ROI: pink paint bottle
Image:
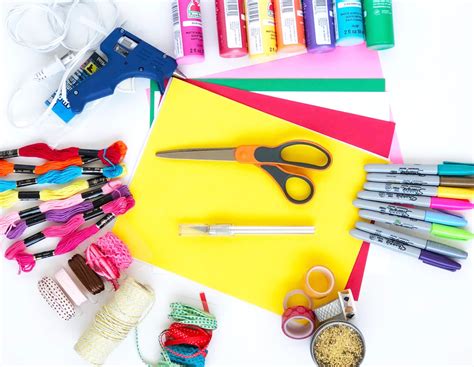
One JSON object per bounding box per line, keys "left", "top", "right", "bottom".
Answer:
{"left": 172, "top": 0, "right": 205, "bottom": 64}
{"left": 215, "top": 0, "right": 248, "bottom": 58}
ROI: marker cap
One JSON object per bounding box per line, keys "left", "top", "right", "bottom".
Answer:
{"left": 419, "top": 249, "right": 461, "bottom": 271}
{"left": 424, "top": 211, "right": 467, "bottom": 227}
{"left": 425, "top": 240, "right": 468, "bottom": 260}
{"left": 430, "top": 197, "right": 474, "bottom": 211}
{"left": 438, "top": 163, "right": 474, "bottom": 176}
{"left": 431, "top": 223, "right": 474, "bottom": 241}
{"left": 436, "top": 187, "right": 474, "bottom": 201}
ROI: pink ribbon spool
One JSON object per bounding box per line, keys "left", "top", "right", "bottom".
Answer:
{"left": 281, "top": 305, "right": 317, "bottom": 340}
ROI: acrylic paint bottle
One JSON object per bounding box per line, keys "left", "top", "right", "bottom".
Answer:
{"left": 303, "top": 0, "right": 336, "bottom": 53}
{"left": 215, "top": 0, "right": 248, "bottom": 57}
{"left": 274, "top": 0, "right": 306, "bottom": 53}
{"left": 172, "top": 0, "right": 205, "bottom": 64}
{"left": 334, "top": 0, "right": 365, "bottom": 46}
{"left": 363, "top": 0, "right": 394, "bottom": 50}
{"left": 244, "top": 0, "right": 277, "bottom": 58}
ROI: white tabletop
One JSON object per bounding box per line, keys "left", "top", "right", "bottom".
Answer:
{"left": 1, "top": 0, "right": 472, "bottom": 366}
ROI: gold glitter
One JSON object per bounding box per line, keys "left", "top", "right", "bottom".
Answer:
{"left": 313, "top": 324, "right": 364, "bottom": 367}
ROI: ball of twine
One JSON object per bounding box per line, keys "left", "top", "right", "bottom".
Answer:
{"left": 74, "top": 276, "right": 155, "bottom": 365}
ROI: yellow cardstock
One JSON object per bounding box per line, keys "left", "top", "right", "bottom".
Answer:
{"left": 114, "top": 78, "right": 388, "bottom": 314}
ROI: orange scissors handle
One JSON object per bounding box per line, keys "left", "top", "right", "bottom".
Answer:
{"left": 234, "top": 140, "right": 332, "bottom": 169}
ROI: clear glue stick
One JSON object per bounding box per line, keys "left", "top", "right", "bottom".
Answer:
{"left": 216, "top": 0, "right": 248, "bottom": 58}
{"left": 172, "top": 0, "right": 205, "bottom": 64}
{"left": 274, "top": 0, "right": 306, "bottom": 53}
{"left": 244, "top": 0, "right": 277, "bottom": 58}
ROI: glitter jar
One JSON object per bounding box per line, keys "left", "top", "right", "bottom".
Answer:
{"left": 310, "top": 320, "right": 366, "bottom": 366}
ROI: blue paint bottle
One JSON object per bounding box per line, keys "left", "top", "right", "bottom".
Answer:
{"left": 334, "top": 0, "right": 365, "bottom": 46}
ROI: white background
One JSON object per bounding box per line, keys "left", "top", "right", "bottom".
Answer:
{"left": 1, "top": 0, "right": 473, "bottom": 366}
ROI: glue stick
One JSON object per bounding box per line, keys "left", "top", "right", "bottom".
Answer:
{"left": 172, "top": 0, "right": 205, "bottom": 64}
{"left": 216, "top": 0, "right": 248, "bottom": 57}
{"left": 363, "top": 0, "right": 394, "bottom": 50}
{"left": 334, "top": 0, "right": 365, "bottom": 46}
{"left": 274, "top": 0, "right": 306, "bottom": 53}
{"left": 303, "top": 0, "right": 336, "bottom": 53}
{"left": 244, "top": 0, "right": 277, "bottom": 58}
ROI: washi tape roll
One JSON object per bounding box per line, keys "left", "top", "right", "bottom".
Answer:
{"left": 283, "top": 289, "right": 313, "bottom": 310}
{"left": 54, "top": 268, "right": 88, "bottom": 306}
{"left": 38, "top": 276, "right": 76, "bottom": 321}
{"left": 314, "top": 289, "right": 356, "bottom": 322}
{"left": 281, "top": 305, "right": 317, "bottom": 339}
{"left": 304, "top": 265, "right": 335, "bottom": 298}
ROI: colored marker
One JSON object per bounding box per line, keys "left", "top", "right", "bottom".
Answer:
{"left": 216, "top": 0, "right": 248, "bottom": 58}
{"left": 334, "top": 0, "right": 365, "bottom": 46}
{"left": 358, "top": 210, "right": 474, "bottom": 241}
{"left": 303, "top": 0, "right": 336, "bottom": 53}
{"left": 355, "top": 222, "right": 467, "bottom": 259}
{"left": 245, "top": 0, "right": 277, "bottom": 58}
{"left": 274, "top": 0, "right": 306, "bottom": 53}
{"left": 364, "top": 182, "right": 474, "bottom": 201}
{"left": 353, "top": 199, "right": 467, "bottom": 227}
{"left": 366, "top": 173, "right": 474, "bottom": 188}
{"left": 357, "top": 190, "right": 474, "bottom": 212}
{"left": 350, "top": 229, "right": 461, "bottom": 272}
{"left": 172, "top": 0, "right": 205, "bottom": 64}
{"left": 365, "top": 163, "right": 474, "bottom": 176}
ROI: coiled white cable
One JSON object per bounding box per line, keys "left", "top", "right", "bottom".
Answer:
{"left": 6, "top": 0, "right": 122, "bottom": 128}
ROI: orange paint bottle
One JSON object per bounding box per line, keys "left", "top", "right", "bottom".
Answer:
{"left": 274, "top": 0, "right": 306, "bottom": 52}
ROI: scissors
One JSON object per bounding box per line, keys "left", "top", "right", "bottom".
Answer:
{"left": 156, "top": 140, "right": 332, "bottom": 204}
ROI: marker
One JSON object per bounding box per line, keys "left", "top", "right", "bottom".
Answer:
{"left": 350, "top": 229, "right": 461, "bottom": 272}
{"left": 355, "top": 222, "right": 467, "bottom": 259}
{"left": 365, "top": 163, "right": 474, "bottom": 176}
{"left": 366, "top": 173, "right": 474, "bottom": 188}
{"left": 358, "top": 210, "right": 474, "bottom": 241}
{"left": 364, "top": 182, "right": 474, "bottom": 201}
{"left": 353, "top": 199, "right": 467, "bottom": 227}
{"left": 357, "top": 190, "right": 474, "bottom": 212}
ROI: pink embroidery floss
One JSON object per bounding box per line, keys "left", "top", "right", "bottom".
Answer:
{"left": 85, "top": 232, "right": 133, "bottom": 290}
{"left": 11, "top": 196, "right": 135, "bottom": 273}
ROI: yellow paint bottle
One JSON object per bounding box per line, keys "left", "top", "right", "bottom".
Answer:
{"left": 245, "top": 0, "right": 277, "bottom": 58}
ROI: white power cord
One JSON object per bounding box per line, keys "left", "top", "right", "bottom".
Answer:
{"left": 6, "top": 0, "right": 123, "bottom": 128}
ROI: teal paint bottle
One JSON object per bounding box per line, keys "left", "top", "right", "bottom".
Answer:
{"left": 334, "top": 0, "right": 365, "bottom": 46}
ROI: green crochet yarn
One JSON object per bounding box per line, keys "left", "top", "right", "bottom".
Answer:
{"left": 168, "top": 303, "right": 217, "bottom": 330}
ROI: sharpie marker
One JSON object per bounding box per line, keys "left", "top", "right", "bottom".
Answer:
{"left": 358, "top": 210, "right": 474, "bottom": 241}
{"left": 364, "top": 182, "right": 474, "bottom": 201}
{"left": 366, "top": 173, "right": 474, "bottom": 188}
{"left": 355, "top": 221, "right": 467, "bottom": 259}
{"left": 353, "top": 199, "right": 467, "bottom": 227}
{"left": 365, "top": 163, "right": 474, "bottom": 176}
{"left": 350, "top": 229, "right": 461, "bottom": 271}
{"left": 357, "top": 190, "right": 474, "bottom": 211}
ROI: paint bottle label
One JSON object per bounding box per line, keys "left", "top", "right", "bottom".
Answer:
{"left": 245, "top": 0, "right": 277, "bottom": 57}
{"left": 313, "top": 0, "right": 331, "bottom": 45}
{"left": 45, "top": 52, "right": 107, "bottom": 123}
{"left": 334, "top": 0, "right": 364, "bottom": 46}
{"left": 279, "top": 0, "right": 297, "bottom": 44}
{"left": 173, "top": 0, "right": 204, "bottom": 63}
{"left": 363, "top": 0, "right": 394, "bottom": 50}
{"left": 224, "top": 0, "right": 243, "bottom": 48}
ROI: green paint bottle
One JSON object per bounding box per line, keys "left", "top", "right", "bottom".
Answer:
{"left": 363, "top": 0, "right": 394, "bottom": 50}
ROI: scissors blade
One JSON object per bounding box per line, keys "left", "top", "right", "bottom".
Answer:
{"left": 156, "top": 148, "right": 237, "bottom": 161}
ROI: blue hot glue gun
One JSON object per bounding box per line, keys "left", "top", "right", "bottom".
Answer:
{"left": 67, "top": 28, "right": 183, "bottom": 114}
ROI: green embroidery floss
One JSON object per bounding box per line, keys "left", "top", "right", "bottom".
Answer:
{"left": 363, "top": 0, "right": 395, "bottom": 50}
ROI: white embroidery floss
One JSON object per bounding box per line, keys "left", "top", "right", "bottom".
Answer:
{"left": 74, "top": 277, "right": 155, "bottom": 365}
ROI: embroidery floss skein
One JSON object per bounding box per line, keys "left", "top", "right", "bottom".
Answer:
{"left": 4, "top": 185, "right": 130, "bottom": 239}
{"left": 0, "top": 180, "right": 121, "bottom": 235}
{"left": 68, "top": 254, "right": 105, "bottom": 295}
{"left": 12, "top": 196, "right": 135, "bottom": 273}
{"left": 0, "top": 164, "right": 124, "bottom": 193}
{"left": 74, "top": 277, "right": 155, "bottom": 365}
{"left": 0, "top": 176, "right": 109, "bottom": 208}
{"left": 85, "top": 232, "right": 133, "bottom": 290}
{"left": 0, "top": 157, "right": 97, "bottom": 177}
{"left": 0, "top": 141, "right": 127, "bottom": 165}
